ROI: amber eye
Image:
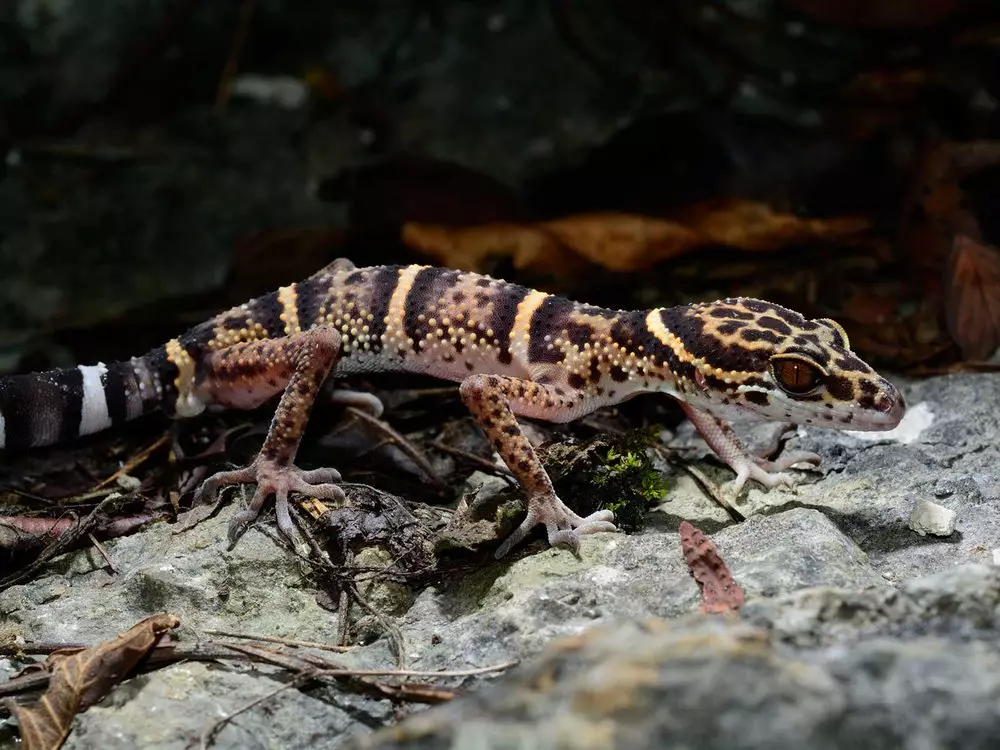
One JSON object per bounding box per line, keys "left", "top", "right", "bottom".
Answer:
{"left": 770, "top": 356, "right": 824, "bottom": 395}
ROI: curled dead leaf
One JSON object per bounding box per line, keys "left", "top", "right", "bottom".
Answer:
{"left": 679, "top": 521, "right": 745, "bottom": 614}
{"left": 945, "top": 234, "right": 1000, "bottom": 360}
{"left": 403, "top": 201, "right": 869, "bottom": 274}
{"left": 11, "top": 614, "right": 180, "bottom": 750}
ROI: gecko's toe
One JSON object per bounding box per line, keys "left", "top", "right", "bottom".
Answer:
{"left": 189, "top": 456, "right": 345, "bottom": 549}
{"left": 495, "top": 494, "right": 618, "bottom": 559}
{"left": 754, "top": 450, "right": 821, "bottom": 472}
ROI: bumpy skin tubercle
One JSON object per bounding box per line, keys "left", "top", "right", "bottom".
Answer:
{"left": 0, "top": 259, "right": 905, "bottom": 556}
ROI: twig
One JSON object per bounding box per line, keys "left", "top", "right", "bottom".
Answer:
{"left": 197, "top": 654, "right": 518, "bottom": 749}
{"left": 429, "top": 441, "right": 516, "bottom": 483}
{"left": 87, "top": 533, "right": 118, "bottom": 574}
{"left": 654, "top": 446, "right": 744, "bottom": 523}
{"left": 345, "top": 406, "right": 448, "bottom": 489}
{"left": 200, "top": 630, "right": 355, "bottom": 653}
{"left": 0, "top": 493, "right": 129, "bottom": 590}
{"left": 94, "top": 434, "right": 170, "bottom": 490}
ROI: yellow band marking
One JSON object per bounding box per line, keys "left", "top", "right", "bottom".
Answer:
{"left": 165, "top": 337, "right": 204, "bottom": 417}
{"left": 509, "top": 290, "right": 550, "bottom": 365}
{"left": 384, "top": 264, "right": 425, "bottom": 351}
{"left": 278, "top": 284, "right": 300, "bottom": 336}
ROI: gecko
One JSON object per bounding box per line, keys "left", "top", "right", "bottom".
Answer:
{"left": 0, "top": 259, "right": 905, "bottom": 558}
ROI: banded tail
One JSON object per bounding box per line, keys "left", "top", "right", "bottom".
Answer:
{"left": 0, "top": 350, "right": 169, "bottom": 450}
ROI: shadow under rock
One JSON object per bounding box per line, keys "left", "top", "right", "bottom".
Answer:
{"left": 758, "top": 501, "right": 963, "bottom": 556}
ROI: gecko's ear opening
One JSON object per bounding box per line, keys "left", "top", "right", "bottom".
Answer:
{"left": 769, "top": 354, "right": 825, "bottom": 396}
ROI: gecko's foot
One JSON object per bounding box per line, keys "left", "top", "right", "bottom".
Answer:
{"left": 495, "top": 492, "right": 617, "bottom": 559}
{"left": 193, "top": 457, "right": 345, "bottom": 548}
{"left": 731, "top": 450, "right": 821, "bottom": 498}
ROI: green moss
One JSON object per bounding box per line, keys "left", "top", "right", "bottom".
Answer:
{"left": 542, "top": 426, "right": 669, "bottom": 533}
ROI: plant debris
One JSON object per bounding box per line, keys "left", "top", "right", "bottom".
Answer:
{"left": 8, "top": 614, "right": 180, "bottom": 750}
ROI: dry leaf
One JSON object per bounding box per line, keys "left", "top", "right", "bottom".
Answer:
{"left": 945, "top": 234, "right": 1000, "bottom": 360}
{"left": 402, "top": 201, "right": 869, "bottom": 274}
{"left": 679, "top": 521, "right": 745, "bottom": 614}
{"left": 12, "top": 614, "right": 180, "bottom": 750}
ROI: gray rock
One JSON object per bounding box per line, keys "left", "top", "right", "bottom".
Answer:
{"left": 352, "top": 565, "right": 1000, "bottom": 750}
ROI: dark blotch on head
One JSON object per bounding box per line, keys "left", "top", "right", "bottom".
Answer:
{"left": 741, "top": 328, "right": 782, "bottom": 345}
{"left": 741, "top": 299, "right": 772, "bottom": 314}
{"left": 609, "top": 365, "right": 628, "bottom": 382}
{"left": 708, "top": 307, "right": 755, "bottom": 321}
{"left": 476, "top": 278, "right": 491, "bottom": 288}
{"left": 765, "top": 305, "right": 808, "bottom": 327}
{"left": 568, "top": 373, "right": 586, "bottom": 389}
{"left": 744, "top": 391, "right": 770, "bottom": 407}
{"left": 836, "top": 356, "right": 869, "bottom": 373}
{"left": 826, "top": 375, "right": 854, "bottom": 401}
{"left": 757, "top": 316, "right": 793, "bottom": 336}
{"left": 716, "top": 321, "right": 744, "bottom": 336}
{"left": 859, "top": 379, "right": 879, "bottom": 395}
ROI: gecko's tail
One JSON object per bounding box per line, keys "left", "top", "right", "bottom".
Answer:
{"left": 0, "top": 349, "right": 170, "bottom": 450}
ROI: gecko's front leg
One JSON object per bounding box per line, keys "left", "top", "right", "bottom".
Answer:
{"left": 459, "top": 374, "right": 618, "bottom": 558}
{"left": 679, "top": 402, "right": 821, "bottom": 497}
{"left": 192, "top": 327, "right": 346, "bottom": 548}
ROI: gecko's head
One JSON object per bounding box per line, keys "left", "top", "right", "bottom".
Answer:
{"left": 654, "top": 299, "right": 904, "bottom": 431}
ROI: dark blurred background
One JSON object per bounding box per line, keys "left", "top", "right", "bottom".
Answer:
{"left": 2, "top": 0, "right": 1000, "bottom": 375}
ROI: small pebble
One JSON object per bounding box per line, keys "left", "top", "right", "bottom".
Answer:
{"left": 908, "top": 499, "right": 957, "bottom": 537}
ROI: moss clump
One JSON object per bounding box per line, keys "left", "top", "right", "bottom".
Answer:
{"left": 542, "top": 426, "right": 668, "bottom": 533}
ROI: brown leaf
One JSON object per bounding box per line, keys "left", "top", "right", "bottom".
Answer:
{"left": 12, "top": 614, "right": 180, "bottom": 750}
{"left": 945, "top": 234, "right": 1000, "bottom": 360}
{"left": 403, "top": 202, "right": 869, "bottom": 274}
{"left": 679, "top": 521, "right": 745, "bottom": 614}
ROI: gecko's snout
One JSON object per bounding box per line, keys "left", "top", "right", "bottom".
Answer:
{"left": 874, "top": 380, "right": 905, "bottom": 428}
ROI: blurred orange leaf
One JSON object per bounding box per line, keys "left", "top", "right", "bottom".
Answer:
{"left": 402, "top": 200, "right": 870, "bottom": 274}
{"left": 945, "top": 234, "right": 1000, "bottom": 360}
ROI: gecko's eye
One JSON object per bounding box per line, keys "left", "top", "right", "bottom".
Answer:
{"left": 770, "top": 355, "right": 825, "bottom": 395}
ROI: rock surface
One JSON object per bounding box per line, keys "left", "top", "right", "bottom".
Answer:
{"left": 3, "top": 372, "right": 1000, "bottom": 748}
{"left": 354, "top": 565, "right": 1000, "bottom": 750}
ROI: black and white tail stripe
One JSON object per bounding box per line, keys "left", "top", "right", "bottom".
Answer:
{"left": 0, "top": 357, "right": 166, "bottom": 450}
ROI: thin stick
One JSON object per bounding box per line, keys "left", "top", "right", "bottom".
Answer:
{"left": 95, "top": 434, "right": 170, "bottom": 490}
